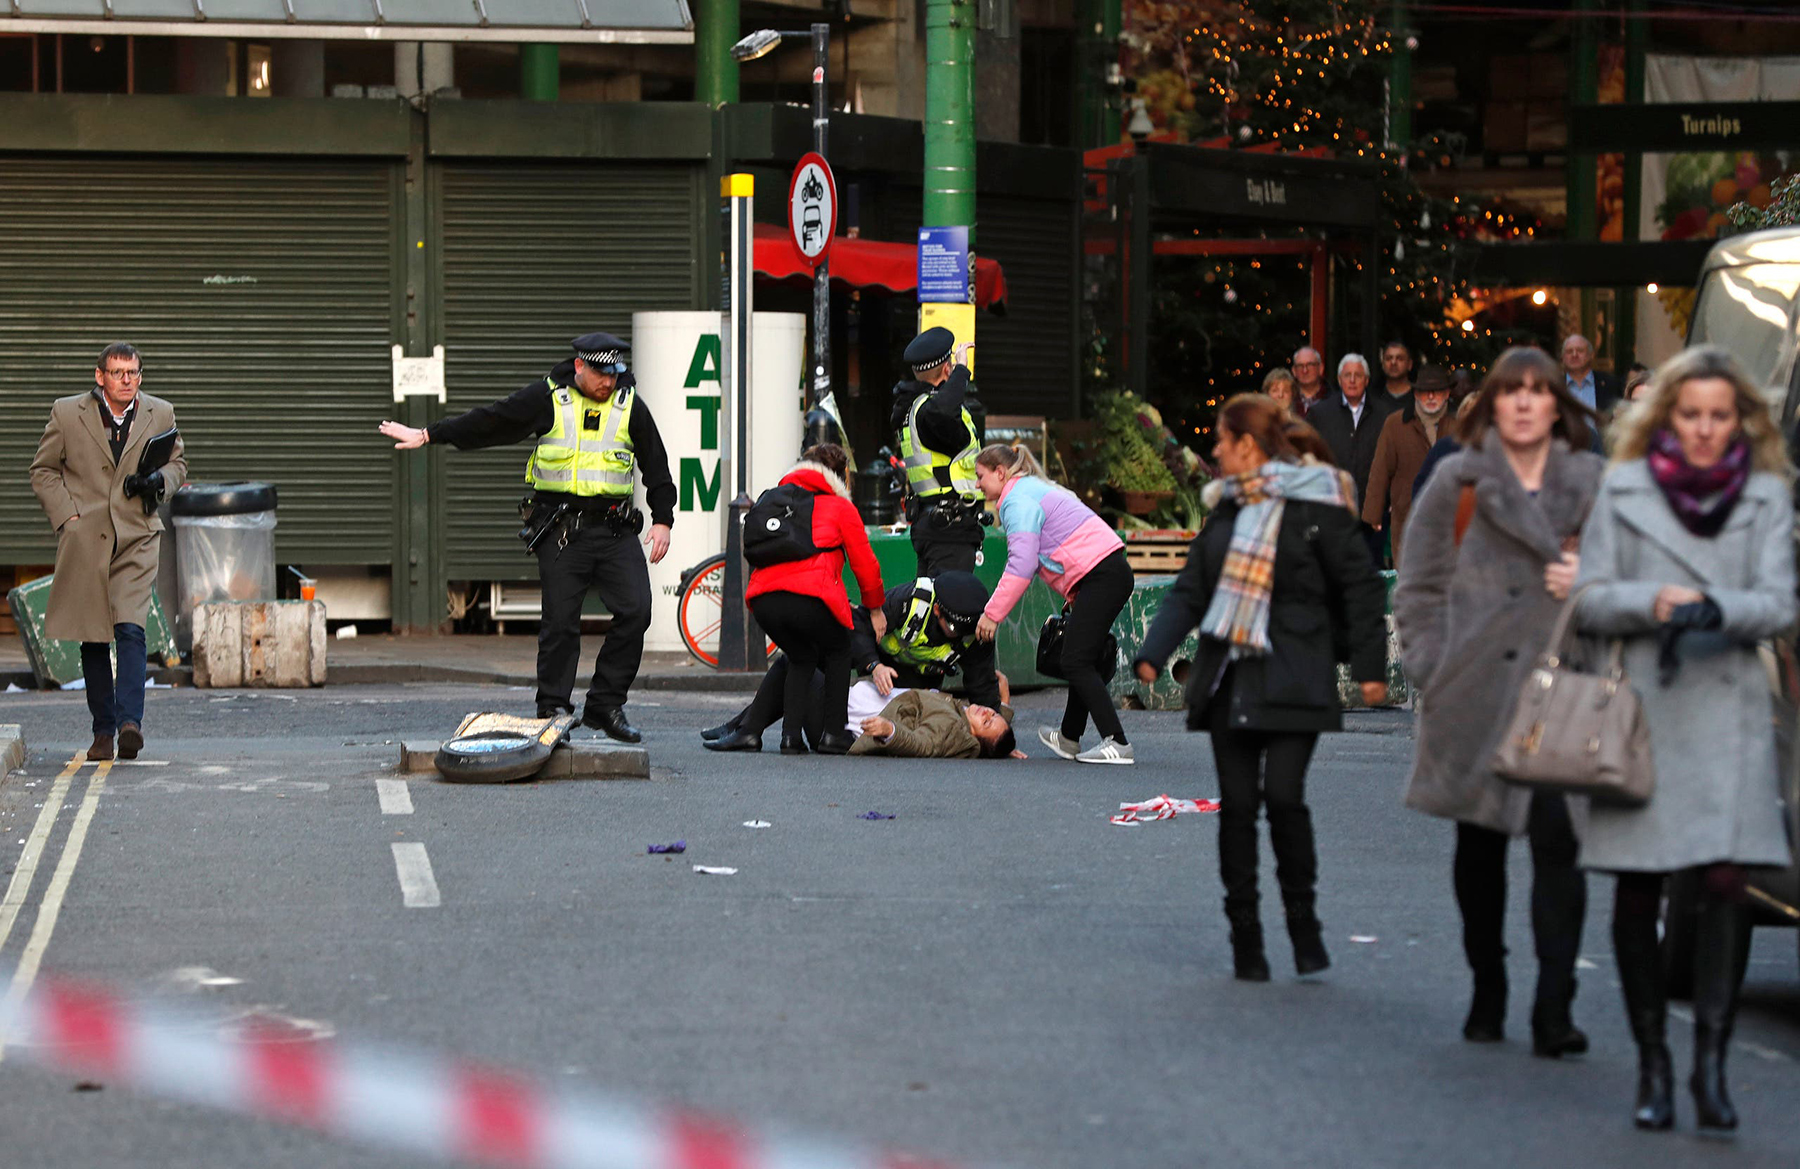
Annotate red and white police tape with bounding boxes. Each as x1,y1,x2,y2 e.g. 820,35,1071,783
0,968,965,1169
1109,795,1222,825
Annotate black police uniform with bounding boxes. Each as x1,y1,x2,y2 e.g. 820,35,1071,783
426,333,675,741
848,572,1001,709
892,327,986,576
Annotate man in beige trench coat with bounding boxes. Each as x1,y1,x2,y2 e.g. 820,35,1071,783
30,343,185,761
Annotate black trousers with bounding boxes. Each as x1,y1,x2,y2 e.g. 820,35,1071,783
1059,549,1132,744
739,654,831,745
534,521,651,713
1452,791,1586,1012
748,592,850,742
909,510,982,577
1211,728,1321,927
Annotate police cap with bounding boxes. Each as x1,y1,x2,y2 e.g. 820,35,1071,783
572,331,630,375
930,571,989,637
903,326,955,374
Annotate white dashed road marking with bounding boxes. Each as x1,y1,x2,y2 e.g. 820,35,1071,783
390,842,440,908
375,778,413,816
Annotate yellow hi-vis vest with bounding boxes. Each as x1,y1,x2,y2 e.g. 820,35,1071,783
876,577,963,671
526,383,636,496
899,393,981,502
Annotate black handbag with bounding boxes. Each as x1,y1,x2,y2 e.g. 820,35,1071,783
1037,607,1120,683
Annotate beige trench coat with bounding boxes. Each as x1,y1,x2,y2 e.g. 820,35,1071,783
30,391,186,643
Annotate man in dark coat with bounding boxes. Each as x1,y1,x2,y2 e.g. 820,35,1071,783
1560,334,1619,413
1305,353,1397,561
1363,365,1453,569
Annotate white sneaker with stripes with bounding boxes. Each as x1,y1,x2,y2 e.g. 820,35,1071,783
1037,726,1080,760
1075,737,1134,765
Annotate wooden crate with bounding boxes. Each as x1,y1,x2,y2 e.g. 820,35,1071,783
1121,529,1197,576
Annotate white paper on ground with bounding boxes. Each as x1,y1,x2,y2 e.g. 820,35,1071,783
692,865,738,876
4,682,22,692
742,820,772,829
60,678,86,691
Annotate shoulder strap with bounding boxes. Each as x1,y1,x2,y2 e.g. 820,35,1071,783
1453,484,1476,547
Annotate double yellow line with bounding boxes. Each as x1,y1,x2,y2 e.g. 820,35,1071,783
0,750,113,1061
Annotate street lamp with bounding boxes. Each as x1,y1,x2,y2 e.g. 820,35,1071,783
733,23,832,411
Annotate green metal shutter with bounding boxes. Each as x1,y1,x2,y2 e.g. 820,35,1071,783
436,161,705,580
969,194,1081,419
0,155,400,565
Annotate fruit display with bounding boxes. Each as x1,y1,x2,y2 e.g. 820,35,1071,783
1651,151,1783,333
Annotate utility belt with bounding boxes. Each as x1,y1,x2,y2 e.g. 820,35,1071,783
518,491,642,556
913,493,992,529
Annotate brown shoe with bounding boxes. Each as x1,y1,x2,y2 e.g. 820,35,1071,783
87,732,114,762
118,722,143,761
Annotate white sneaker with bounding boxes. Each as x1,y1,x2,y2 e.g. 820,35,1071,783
1076,737,1134,765
1037,726,1079,760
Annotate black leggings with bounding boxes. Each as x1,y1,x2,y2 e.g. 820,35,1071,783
1210,728,1320,925
739,655,831,745
1452,791,1586,1010
1060,549,1133,744
747,592,850,741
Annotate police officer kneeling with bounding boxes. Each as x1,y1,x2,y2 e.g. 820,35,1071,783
892,327,986,576
378,332,674,742
701,570,1004,751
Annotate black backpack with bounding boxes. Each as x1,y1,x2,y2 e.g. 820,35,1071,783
743,482,821,567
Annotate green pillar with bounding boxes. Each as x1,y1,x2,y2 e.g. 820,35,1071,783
1619,0,1648,363
1075,0,1121,149
1387,2,1412,150
924,0,976,239
520,44,559,101
695,0,739,107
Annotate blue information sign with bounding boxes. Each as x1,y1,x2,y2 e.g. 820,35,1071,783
916,226,971,304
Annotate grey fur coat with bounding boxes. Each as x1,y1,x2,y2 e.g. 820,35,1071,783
1393,438,1606,834
1573,459,1795,872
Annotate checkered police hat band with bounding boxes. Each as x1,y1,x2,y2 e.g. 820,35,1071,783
581,350,622,366
911,355,949,372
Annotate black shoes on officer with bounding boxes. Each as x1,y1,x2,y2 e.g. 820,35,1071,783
706,727,762,752
701,712,744,742
580,706,641,744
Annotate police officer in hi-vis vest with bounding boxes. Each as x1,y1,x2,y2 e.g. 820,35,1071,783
379,332,675,743
849,570,1003,708
890,326,986,575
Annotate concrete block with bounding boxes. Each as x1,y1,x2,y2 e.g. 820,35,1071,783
541,741,650,780
400,741,441,773
193,601,326,688
0,724,24,773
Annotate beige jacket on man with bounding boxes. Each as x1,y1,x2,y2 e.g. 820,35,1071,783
847,689,983,759
30,391,185,643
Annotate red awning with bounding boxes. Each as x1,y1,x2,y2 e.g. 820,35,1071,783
752,223,1008,310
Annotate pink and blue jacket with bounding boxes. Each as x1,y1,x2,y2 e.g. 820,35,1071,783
984,476,1125,622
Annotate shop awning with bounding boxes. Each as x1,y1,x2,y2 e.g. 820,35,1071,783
3,0,692,43
753,223,1008,311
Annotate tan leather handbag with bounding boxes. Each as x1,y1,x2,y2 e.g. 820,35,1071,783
1490,584,1655,807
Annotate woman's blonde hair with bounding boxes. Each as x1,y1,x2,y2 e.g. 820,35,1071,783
975,442,1046,482
1261,368,1296,394
1610,345,1790,477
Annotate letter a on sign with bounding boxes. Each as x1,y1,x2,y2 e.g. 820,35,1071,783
789,152,837,270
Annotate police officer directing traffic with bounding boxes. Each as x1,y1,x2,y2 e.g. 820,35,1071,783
378,332,674,742
892,326,986,575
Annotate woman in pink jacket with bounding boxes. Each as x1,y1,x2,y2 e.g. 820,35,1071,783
973,444,1132,764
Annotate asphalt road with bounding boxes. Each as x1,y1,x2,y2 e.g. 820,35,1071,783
0,681,1796,1169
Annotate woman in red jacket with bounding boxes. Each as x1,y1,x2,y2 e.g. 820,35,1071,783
739,444,887,754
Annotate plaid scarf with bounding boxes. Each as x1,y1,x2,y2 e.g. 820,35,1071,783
1646,427,1750,536
1200,460,1355,656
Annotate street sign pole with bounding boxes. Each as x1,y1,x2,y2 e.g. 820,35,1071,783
718,172,757,671
810,21,830,409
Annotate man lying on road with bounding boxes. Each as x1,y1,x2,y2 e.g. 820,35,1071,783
847,686,1019,759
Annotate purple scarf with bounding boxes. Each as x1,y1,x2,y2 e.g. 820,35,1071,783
1646,428,1751,536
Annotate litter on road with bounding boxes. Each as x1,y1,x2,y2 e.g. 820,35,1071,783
1110,795,1222,825
693,865,738,876
742,820,772,828
859,811,896,820
647,841,686,854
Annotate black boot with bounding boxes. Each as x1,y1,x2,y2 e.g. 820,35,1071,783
1463,964,1507,1043
1690,897,1753,1134
581,706,642,744
1230,922,1271,982
813,730,856,755
1285,907,1330,976
1530,976,1589,1059
1616,927,1673,1127
700,712,745,742
780,732,809,756
704,727,762,752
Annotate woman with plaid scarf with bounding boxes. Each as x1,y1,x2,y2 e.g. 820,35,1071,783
1134,395,1389,981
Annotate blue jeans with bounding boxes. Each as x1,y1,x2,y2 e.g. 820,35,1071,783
80,622,146,735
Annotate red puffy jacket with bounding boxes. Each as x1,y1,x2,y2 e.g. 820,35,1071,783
745,462,884,628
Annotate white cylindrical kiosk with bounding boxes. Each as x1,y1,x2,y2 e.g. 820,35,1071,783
632,311,805,653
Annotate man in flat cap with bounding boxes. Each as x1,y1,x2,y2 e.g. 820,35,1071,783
892,326,987,575
379,331,674,742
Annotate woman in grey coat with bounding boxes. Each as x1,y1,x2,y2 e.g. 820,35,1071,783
1573,345,1795,1134
1393,347,1604,1056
